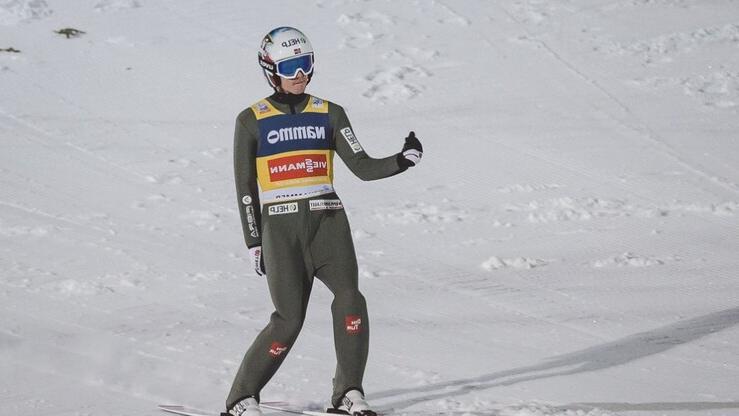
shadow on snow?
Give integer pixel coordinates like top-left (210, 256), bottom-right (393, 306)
top-left (372, 307), bottom-right (739, 412)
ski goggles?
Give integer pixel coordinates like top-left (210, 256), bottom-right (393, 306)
top-left (274, 53), bottom-right (314, 79)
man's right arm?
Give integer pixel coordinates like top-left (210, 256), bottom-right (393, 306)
top-left (234, 109), bottom-right (262, 249)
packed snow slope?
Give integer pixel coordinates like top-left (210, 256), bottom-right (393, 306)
top-left (1, 1), bottom-right (738, 416)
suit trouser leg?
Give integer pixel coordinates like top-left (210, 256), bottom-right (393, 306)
top-left (311, 208), bottom-right (369, 407)
top-left (227, 211), bottom-right (313, 408)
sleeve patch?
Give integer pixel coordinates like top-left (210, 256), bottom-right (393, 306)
top-left (340, 127), bottom-right (363, 154)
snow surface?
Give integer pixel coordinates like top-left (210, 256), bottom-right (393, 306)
top-left (1, 1), bottom-right (738, 416)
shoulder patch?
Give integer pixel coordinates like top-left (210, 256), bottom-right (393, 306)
top-left (251, 99), bottom-right (284, 120)
top-left (302, 95), bottom-right (329, 114)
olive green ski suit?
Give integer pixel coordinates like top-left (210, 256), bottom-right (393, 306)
top-left (227, 92), bottom-right (407, 408)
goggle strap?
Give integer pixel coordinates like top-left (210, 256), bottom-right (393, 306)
top-left (258, 55), bottom-right (276, 72)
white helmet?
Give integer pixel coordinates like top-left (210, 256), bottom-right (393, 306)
top-left (258, 27), bottom-right (315, 89)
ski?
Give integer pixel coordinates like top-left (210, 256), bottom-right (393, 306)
top-left (159, 405), bottom-right (215, 416)
top-left (158, 403), bottom-right (343, 416)
top-left (261, 402), bottom-right (344, 416)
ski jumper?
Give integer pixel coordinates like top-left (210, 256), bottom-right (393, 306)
top-left (228, 92), bottom-right (405, 408)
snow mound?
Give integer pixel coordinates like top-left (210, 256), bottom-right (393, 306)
top-left (336, 11), bottom-right (391, 50)
top-left (373, 201), bottom-right (467, 224)
top-left (482, 256), bottom-right (549, 271)
top-left (631, 72), bottom-right (739, 110)
top-left (362, 65), bottom-right (430, 103)
top-left (665, 200), bottom-right (739, 216)
top-left (177, 210), bottom-right (222, 230)
top-left (500, 402), bottom-right (617, 416)
top-left (624, 0), bottom-right (691, 7)
top-left (605, 23), bottom-right (739, 64)
top-left (359, 266), bottom-right (389, 280)
top-left (200, 147), bottom-right (228, 158)
top-left (337, 11), bottom-right (394, 27)
top-left (435, 399), bottom-right (616, 416)
top-left (505, 197), bottom-right (633, 223)
top-left (498, 183), bottom-right (563, 194)
top-left (93, 0), bottom-right (141, 12)
top-left (0, 223), bottom-right (50, 236)
top-left (505, 197), bottom-right (738, 223)
top-left (381, 47), bottom-right (440, 62)
top-left (416, 0), bottom-right (470, 26)
top-left (0, 0), bottom-right (51, 25)
top-left (592, 252), bottom-right (676, 268)
top-left (683, 71), bottom-right (739, 108)
top-left (54, 279), bottom-right (114, 296)
top-left (186, 270), bottom-right (235, 283)
top-left (352, 228), bottom-right (375, 240)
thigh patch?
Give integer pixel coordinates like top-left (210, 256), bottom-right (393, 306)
top-left (309, 199), bottom-right (343, 211)
top-left (268, 202), bottom-right (299, 215)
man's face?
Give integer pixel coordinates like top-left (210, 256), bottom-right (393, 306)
top-left (280, 71), bottom-right (308, 95)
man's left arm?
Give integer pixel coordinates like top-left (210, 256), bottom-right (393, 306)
top-left (331, 103), bottom-right (422, 181)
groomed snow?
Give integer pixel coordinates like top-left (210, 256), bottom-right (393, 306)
top-left (1, 1), bottom-right (738, 416)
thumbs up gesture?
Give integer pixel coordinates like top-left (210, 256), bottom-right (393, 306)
top-left (400, 131), bottom-right (423, 167)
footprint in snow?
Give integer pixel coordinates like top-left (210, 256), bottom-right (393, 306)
top-left (362, 65), bottom-right (432, 103)
top-left (145, 173), bottom-right (184, 185)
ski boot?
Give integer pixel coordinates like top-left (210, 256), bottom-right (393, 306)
top-left (223, 397), bottom-right (262, 416)
top-left (328, 389), bottom-right (377, 416)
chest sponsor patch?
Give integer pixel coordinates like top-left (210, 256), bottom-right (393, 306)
top-left (267, 202), bottom-right (299, 216)
top-left (340, 127), bottom-right (363, 154)
top-left (268, 154), bottom-right (328, 182)
top-left (309, 199), bottom-right (343, 211)
top-left (266, 124), bottom-right (326, 144)
top-left (257, 113), bottom-right (331, 156)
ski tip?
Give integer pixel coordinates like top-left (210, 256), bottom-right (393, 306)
top-left (157, 404), bottom-right (216, 416)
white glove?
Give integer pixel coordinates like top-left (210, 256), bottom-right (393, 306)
top-left (403, 148), bottom-right (422, 166)
top-left (249, 246), bottom-right (266, 277)
top-left (401, 131), bottom-right (423, 167)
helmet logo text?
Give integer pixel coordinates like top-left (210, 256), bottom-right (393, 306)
top-left (281, 37), bottom-right (306, 48)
